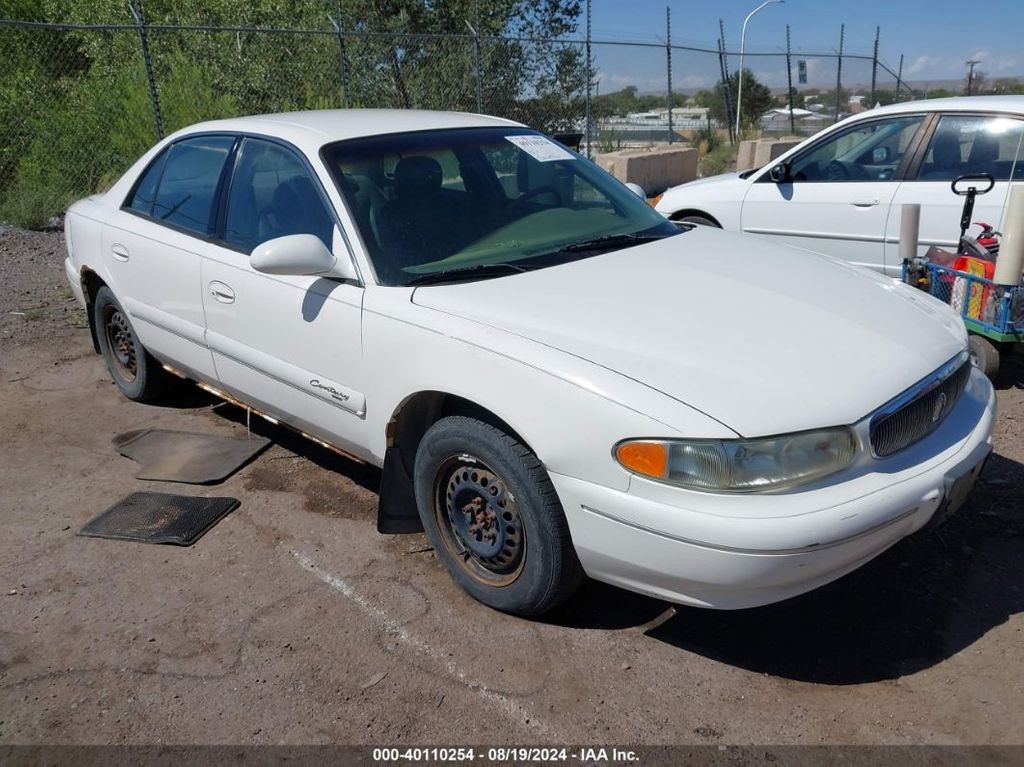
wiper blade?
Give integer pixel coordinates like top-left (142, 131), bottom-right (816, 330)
top-left (404, 262), bottom-right (532, 287)
top-left (555, 232), bottom-right (668, 254)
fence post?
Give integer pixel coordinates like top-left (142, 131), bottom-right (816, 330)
top-left (128, 0), bottom-right (164, 140)
top-left (717, 36), bottom-right (733, 144)
top-left (665, 6), bottom-right (673, 144)
top-left (786, 24), bottom-right (794, 134)
top-left (719, 19), bottom-right (735, 143)
top-left (328, 1), bottom-right (350, 108)
top-left (585, 0), bottom-right (592, 158)
top-left (834, 23), bottom-right (844, 122)
top-left (870, 26), bottom-right (879, 107)
top-left (472, 0), bottom-right (483, 113)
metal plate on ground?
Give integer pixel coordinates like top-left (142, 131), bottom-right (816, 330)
top-left (113, 428), bottom-right (270, 484)
top-left (78, 492), bottom-right (240, 546)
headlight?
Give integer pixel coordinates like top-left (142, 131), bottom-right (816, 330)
top-left (614, 428), bottom-right (857, 493)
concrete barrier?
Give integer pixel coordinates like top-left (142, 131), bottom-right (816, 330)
top-left (752, 137), bottom-right (802, 168)
top-left (595, 146), bottom-right (698, 196)
top-left (736, 140), bottom-right (759, 170)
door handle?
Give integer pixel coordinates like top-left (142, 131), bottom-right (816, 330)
top-left (111, 243), bottom-right (130, 261)
top-left (851, 198), bottom-right (880, 208)
top-left (208, 281), bottom-right (235, 304)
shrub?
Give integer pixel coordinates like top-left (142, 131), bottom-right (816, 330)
top-left (0, 50), bottom-right (236, 228)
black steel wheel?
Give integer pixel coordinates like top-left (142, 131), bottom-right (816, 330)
top-left (93, 286), bottom-right (172, 402)
top-left (414, 415), bottom-right (585, 616)
top-left (433, 454), bottom-right (526, 587)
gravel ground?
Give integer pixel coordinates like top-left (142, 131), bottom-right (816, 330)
top-left (0, 227), bottom-right (1022, 748)
top-left (0, 226), bottom-right (87, 348)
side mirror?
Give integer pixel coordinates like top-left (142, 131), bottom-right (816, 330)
top-left (624, 182), bottom-right (647, 199)
top-left (768, 163), bottom-right (790, 183)
top-left (250, 234), bottom-right (358, 281)
top-left (871, 146), bottom-right (891, 164)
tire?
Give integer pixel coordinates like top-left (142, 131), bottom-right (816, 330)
top-left (413, 416), bottom-right (585, 616)
top-left (93, 285), bottom-right (172, 402)
top-left (676, 214), bottom-right (720, 228)
top-left (968, 334), bottom-right (1000, 380)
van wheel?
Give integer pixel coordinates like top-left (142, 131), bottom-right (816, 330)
top-left (413, 416), bottom-right (585, 616)
top-left (94, 286), bottom-right (172, 402)
top-left (968, 335), bottom-right (1000, 380)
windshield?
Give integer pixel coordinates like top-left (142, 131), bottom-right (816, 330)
top-left (321, 127), bottom-right (679, 286)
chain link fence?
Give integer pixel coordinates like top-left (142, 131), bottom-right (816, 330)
top-left (0, 12), bottom-right (911, 228)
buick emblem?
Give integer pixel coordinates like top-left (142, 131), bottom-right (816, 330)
top-left (931, 392), bottom-right (947, 423)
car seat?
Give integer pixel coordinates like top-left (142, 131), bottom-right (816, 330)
top-left (967, 132), bottom-right (1000, 179)
top-left (261, 175), bottom-right (335, 249)
top-left (921, 132), bottom-right (963, 179)
top-left (376, 156), bottom-right (470, 275)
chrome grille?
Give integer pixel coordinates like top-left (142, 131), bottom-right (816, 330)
top-left (870, 359), bottom-right (972, 458)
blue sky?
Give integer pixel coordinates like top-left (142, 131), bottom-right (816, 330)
top-left (587, 0), bottom-right (1023, 92)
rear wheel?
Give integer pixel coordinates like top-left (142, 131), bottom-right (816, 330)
top-left (413, 416), bottom-right (585, 616)
top-left (968, 334), bottom-right (1000, 380)
top-left (94, 286), bottom-right (172, 402)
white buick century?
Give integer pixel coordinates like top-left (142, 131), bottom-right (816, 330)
top-left (64, 110), bottom-right (995, 616)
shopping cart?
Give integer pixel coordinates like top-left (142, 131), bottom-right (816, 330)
top-left (903, 259), bottom-right (1024, 379)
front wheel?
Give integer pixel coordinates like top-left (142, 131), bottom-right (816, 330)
top-left (413, 416), bottom-right (585, 616)
top-left (675, 214), bottom-right (720, 228)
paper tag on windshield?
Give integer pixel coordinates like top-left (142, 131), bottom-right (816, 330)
top-left (505, 135), bottom-right (575, 162)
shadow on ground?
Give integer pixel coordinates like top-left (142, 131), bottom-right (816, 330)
top-left (547, 452), bottom-right (1024, 685)
top-left (159, 380), bottom-right (1024, 686)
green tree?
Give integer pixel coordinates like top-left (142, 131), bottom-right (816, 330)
top-left (705, 69), bottom-right (772, 129)
top-left (991, 78), bottom-right (1024, 95)
top-left (1, 0), bottom-right (585, 226)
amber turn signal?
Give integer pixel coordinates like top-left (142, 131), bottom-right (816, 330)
top-left (615, 441), bottom-right (668, 479)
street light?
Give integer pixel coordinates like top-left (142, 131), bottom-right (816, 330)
top-left (735, 0), bottom-right (785, 137)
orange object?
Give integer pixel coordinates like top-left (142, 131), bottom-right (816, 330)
top-left (616, 441), bottom-right (668, 479)
top-left (952, 256), bottom-right (995, 320)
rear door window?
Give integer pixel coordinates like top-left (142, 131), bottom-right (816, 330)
top-left (147, 135), bottom-right (235, 236)
top-left (915, 114), bottom-right (1024, 181)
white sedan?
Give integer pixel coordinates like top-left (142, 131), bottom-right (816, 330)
top-left (657, 96), bottom-right (1024, 276)
top-left (64, 110), bottom-right (994, 616)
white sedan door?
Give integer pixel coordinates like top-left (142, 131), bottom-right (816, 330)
top-left (885, 113), bottom-right (1024, 274)
top-left (740, 114), bottom-right (927, 272)
top-left (200, 137), bottom-right (370, 459)
top-left (101, 134), bottom-right (236, 380)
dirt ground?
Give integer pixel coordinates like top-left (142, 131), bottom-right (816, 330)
top-left (1, 228), bottom-right (1023, 747)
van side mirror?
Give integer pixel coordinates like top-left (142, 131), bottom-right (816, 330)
top-left (768, 163), bottom-right (791, 183)
top-left (250, 234), bottom-right (358, 281)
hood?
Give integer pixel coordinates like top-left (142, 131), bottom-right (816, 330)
top-left (412, 228), bottom-right (966, 437)
top-left (666, 172), bottom-right (743, 192)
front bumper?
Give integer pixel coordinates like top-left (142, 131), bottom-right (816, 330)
top-left (551, 368), bottom-right (996, 609)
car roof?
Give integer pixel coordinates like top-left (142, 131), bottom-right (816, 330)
top-left (174, 109), bottom-right (525, 154)
top-left (866, 95), bottom-right (1024, 118)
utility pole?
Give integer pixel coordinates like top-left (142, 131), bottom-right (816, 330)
top-left (965, 59), bottom-right (981, 95)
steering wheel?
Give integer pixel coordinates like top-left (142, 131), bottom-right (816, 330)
top-left (825, 161), bottom-right (851, 181)
top-left (513, 185), bottom-right (563, 207)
